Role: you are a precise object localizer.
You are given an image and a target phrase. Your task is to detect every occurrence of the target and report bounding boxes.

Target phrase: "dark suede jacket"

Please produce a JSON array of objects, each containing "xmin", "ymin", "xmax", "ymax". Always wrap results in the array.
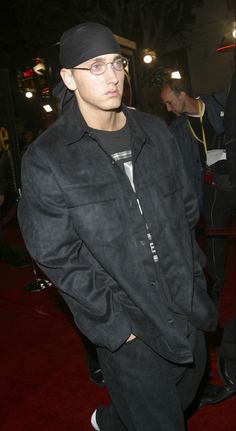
[{"xmin": 18, "ymin": 98, "xmax": 217, "ymax": 364}]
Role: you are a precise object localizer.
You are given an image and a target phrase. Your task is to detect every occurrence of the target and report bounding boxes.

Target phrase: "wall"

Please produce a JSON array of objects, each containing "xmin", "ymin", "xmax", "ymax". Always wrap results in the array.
[{"xmin": 187, "ymin": 0, "xmax": 235, "ymax": 94}]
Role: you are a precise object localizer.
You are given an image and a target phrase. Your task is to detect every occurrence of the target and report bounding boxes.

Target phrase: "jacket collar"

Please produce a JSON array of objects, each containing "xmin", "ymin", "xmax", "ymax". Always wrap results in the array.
[
  {"xmin": 57, "ymin": 96, "xmax": 88, "ymax": 146},
  {"xmin": 122, "ymin": 104, "xmax": 147, "ymax": 163},
  {"xmin": 59, "ymin": 97, "xmax": 147, "ymax": 161}
]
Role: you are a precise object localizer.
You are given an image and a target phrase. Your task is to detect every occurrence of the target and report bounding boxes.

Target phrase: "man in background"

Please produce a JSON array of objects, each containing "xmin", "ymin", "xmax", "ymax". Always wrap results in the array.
[
  {"xmin": 161, "ymin": 78, "xmax": 234, "ymax": 307},
  {"xmin": 161, "ymin": 77, "xmax": 235, "ymax": 407}
]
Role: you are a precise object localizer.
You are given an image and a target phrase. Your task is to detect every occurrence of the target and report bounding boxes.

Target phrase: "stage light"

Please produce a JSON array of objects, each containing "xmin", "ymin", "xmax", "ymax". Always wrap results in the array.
[
  {"xmin": 43, "ymin": 104, "xmax": 53, "ymax": 112},
  {"xmin": 33, "ymin": 57, "xmax": 46, "ymax": 75},
  {"xmin": 142, "ymin": 49, "xmax": 157, "ymax": 64},
  {"xmin": 171, "ymin": 71, "xmax": 181, "ymax": 79},
  {"xmin": 143, "ymin": 54, "xmax": 153, "ymax": 64},
  {"xmin": 217, "ymin": 21, "xmax": 236, "ymax": 52},
  {"xmin": 25, "ymin": 91, "xmax": 33, "ymax": 98}
]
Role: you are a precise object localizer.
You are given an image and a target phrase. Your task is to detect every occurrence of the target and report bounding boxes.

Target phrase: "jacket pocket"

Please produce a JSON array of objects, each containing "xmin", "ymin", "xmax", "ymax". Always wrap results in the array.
[
  {"xmin": 158, "ymin": 173, "xmax": 183, "ymax": 197},
  {"xmin": 152, "ymin": 173, "xmax": 185, "ymax": 224},
  {"xmin": 63, "ymin": 182, "xmax": 123, "ymax": 243}
]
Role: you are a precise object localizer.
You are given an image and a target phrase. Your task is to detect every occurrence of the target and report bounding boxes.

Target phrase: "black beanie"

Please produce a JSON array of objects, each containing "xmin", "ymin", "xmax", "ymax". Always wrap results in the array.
[{"xmin": 59, "ymin": 22, "xmax": 121, "ymax": 68}]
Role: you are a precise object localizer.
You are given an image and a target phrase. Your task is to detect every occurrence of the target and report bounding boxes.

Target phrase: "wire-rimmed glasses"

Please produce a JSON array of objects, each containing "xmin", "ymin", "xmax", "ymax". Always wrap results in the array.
[{"xmin": 71, "ymin": 56, "xmax": 129, "ymax": 75}]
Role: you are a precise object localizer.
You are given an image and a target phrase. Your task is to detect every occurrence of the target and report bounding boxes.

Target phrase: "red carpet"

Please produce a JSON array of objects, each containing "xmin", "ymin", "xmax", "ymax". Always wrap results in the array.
[{"xmin": 1, "ymin": 222, "xmax": 235, "ymax": 431}]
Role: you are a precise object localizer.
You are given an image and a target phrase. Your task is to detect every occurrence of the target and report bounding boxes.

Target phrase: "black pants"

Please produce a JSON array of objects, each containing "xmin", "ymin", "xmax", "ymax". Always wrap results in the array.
[
  {"xmin": 97, "ymin": 328, "xmax": 206, "ymax": 431},
  {"xmin": 81, "ymin": 333, "xmax": 100, "ymax": 374},
  {"xmin": 202, "ymin": 183, "xmax": 234, "ymax": 293}
]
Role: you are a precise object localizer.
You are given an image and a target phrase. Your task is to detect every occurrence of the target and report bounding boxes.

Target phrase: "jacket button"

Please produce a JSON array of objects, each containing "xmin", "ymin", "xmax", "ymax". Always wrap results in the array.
[
  {"xmin": 140, "ymin": 240, "xmax": 146, "ymax": 246},
  {"xmin": 151, "ymin": 281, "xmax": 156, "ymax": 286}
]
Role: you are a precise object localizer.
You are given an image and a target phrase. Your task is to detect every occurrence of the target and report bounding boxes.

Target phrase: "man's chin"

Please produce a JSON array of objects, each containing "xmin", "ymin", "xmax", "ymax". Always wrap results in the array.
[{"xmin": 104, "ymin": 100, "xmax": 122, "ymax": 111}]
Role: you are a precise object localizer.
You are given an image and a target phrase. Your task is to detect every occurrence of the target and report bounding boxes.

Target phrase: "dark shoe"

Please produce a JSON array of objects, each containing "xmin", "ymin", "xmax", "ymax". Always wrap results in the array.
[
  {"xmin": 199, "ymin": 383, "xmax": 236, "ymax": 407},
  {"xmin": 89, "ymin": 368, "xmax": 105, "ymax": 387},
  {"xmin": 218, "ymin": 357, "xmax": 236, "ymax": 386}
]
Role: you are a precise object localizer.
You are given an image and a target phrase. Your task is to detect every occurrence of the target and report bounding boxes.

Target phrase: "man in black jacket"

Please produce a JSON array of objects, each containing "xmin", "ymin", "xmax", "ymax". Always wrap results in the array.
[
  {"xmin": 18, "ymin": 22, "xmax": 217, "ymax": 431},
  {"xmin": 161, "ymin": 78, "xmax": 234, "ymax": 307}
]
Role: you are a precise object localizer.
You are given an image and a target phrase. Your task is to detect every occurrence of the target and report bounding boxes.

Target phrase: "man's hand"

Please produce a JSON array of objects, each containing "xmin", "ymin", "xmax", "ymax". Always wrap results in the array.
[{"xmin": 126, "ymin": 333, "xmax": 136, "ymax": 342}]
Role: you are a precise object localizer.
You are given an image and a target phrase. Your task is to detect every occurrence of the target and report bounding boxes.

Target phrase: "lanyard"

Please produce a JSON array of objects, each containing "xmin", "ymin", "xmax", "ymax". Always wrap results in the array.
[{"xmin": 187, "ymin": 99, "xmax": 207, "ymax": 154}]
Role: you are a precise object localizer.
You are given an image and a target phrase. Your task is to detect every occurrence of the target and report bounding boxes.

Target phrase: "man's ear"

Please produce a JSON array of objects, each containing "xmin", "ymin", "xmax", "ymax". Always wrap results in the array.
[
  {"xmin": 60, "ymin": 68, "xmax": 77, "ymax": 91},
  {"xmin": 179, "ymin": 90, "xmax": 187, "ymax": 101}
]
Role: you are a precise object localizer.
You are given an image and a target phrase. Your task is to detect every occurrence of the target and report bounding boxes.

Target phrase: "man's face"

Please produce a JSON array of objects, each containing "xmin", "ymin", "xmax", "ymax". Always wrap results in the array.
[
  {"xmin": 61, "ymin": 53, "xmax": 125, "ymax": 113},
  {"xmin": 161, "ymin": 85, "xmax": 185, "ymax": 116}
]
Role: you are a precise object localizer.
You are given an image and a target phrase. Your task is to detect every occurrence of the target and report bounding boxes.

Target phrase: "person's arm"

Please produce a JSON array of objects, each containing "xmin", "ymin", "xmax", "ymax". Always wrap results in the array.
[
  {"xmin": 224, "ymin": 71, "xmax": 236, "ymax": 190},
  {"xmin": 18, "ymin": 146, "xmax": 132, "ymax": 351}
]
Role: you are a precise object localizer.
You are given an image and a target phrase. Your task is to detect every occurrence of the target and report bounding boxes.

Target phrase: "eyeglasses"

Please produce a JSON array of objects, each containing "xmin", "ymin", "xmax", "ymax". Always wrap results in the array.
[{"xmin": 71, "ymin": 57, "xmax": 129, "ymax": 75}]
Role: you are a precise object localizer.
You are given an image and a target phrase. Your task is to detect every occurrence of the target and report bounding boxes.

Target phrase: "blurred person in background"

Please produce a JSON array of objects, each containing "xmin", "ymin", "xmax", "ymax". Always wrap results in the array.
[
  {"xmin": 161, "ymin": 76, "xmax": 236, "ymax": 407},
  {"xmin": 161, "ymin": 78, "xmax": 234, "ymax": 308}
]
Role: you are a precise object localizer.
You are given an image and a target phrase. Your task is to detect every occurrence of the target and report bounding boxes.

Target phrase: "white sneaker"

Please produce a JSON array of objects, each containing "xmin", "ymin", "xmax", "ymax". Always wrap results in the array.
[{"xmin": 91, "ymin": 409, "xmax": 100, "ymax": 431}]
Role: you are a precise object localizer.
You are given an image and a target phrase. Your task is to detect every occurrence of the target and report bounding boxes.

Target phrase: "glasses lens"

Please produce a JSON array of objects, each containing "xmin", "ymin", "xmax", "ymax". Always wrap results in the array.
[
  {"xmin": 113, "ymin": 58, "xmax": 128, "ymax": 71},
  {"xmin": 90, "ymin": 58, "xmax": 129, "ymax": 75},
  {"xmin": 90, "ymin": 62, "xmax": 106, "ymax": 75},
  {"xmin": 122, "ymin": 58, "xmax": 128, "ymax": 68}
]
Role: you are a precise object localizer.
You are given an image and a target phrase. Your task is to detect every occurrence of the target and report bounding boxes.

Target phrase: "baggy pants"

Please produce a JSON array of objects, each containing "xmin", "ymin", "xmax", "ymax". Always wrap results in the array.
[{"xmin": 97, "ymin": 328, "xmax": 206, "ymax": 431}]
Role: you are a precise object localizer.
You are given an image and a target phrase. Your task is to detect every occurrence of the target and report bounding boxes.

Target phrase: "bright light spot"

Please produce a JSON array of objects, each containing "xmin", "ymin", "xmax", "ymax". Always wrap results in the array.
[
  {"xmin": 233, "ymin": 28, "xmax": 236, "ymax": 38},
  {"xmin": 25, "ymin": 91, "xmax": 33, "ymax": 98},
  {"xmin": 171, "ymin": 71, "xmax": 181, "ymax": 79},
  {"xmin": 143, "ymin": 54, "xmax": 153, "ymax": 64},
  {"xmin": 43, "ymin": 104, "xmax": 53, "ymax": 112},
  {"xmin": 33, "ymin": 63, "xmax": 46, "ymax": 75}
]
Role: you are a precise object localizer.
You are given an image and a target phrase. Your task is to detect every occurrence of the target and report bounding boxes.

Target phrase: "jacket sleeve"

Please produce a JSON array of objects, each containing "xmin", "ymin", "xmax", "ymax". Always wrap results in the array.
[
  {"xmin": 17, "ymin": 147, "xmax": 131, "ymax": 351},
  {"xmin": 173, "ymin": 133, "xmax": 218, "ymax": 328},
  {"xmin": 171, "ymin": 133, "xmax": 207, "ymax": 273}
]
